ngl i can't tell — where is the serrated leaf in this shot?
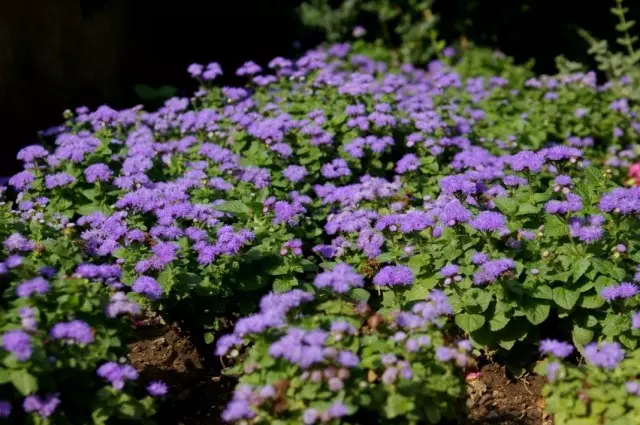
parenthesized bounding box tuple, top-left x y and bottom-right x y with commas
(493, 197, 518, 216)
(523, 301, 550, 325)
(572, 325, 594, 348)
(517, 203, 540, 215)
(544, 215, 567, 237)
(455, 313, 486, 333)
(553, 287, 580, 310)
(531, 284, 553, 300)
(489, 313, 510, 331)
(273, 277, 297, 293)
(572, 258, 591, 282)
(212, 201, 251, 215)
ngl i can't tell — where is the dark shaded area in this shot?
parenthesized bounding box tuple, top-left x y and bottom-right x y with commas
(435, 0, 640, 73)
(1, 0, 640, 176)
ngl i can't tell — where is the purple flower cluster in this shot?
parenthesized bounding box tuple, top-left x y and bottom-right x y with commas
(568, 215, 605, 243)
(314, 264, 364, 293)
(583, 342, 625, 369)
(49, 320, 94, 344)
(373, 265, 414, 286)
(473, 258, 516, 285)
(600, 282, 639, 301)
(97, 362, 139, 389)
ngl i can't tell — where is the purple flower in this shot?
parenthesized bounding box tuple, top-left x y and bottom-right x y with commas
(440, 264, 459, 278)
(472, 252, 488, 265)
(131, 276, 163, 300)
(50, 320, 94, 344)
(539, 339, 574, 358)
(45, 172, 75, 189)
(9, 170, 35, 190)
(395, 154, 420, 174)
(584, 342, 625, 369)
(272, 201, 306, 226)
(203, 62, 223, 80)
(97, 362, 139, 389)
(2, 330, 32, 361)
(147, 381, 168, 396)
(16, 277, 50, 298)
(632, 312, 640, 329)
(470, 211, 507, 232)
(23, 394, 60, 418)
(0, 401, 10, 418)
(313, 264, 364, 293)
(303, 408, 319, 424)
(236, 61, 262, 76)
(322, 159, 351, 179)
(84, 163, 113, 183)
(106, 292, 140, 318)
(473, 258, 515, 285)
(600, 282, 639, 301)
(568, 215, 604, 244)
(440, 175, 477, 195)
(17, 145, 49, 162)
(283, 165, 308, 183)
(4, 233, 35, 252)
(373, 265, 414, 286)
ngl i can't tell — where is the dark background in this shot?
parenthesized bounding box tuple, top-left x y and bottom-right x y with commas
(1, 0, 638, 175)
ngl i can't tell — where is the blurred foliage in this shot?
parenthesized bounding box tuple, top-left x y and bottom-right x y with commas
(299, 0, 443, 65)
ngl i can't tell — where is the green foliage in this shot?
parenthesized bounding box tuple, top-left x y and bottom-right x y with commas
(299, 0, 442, 64)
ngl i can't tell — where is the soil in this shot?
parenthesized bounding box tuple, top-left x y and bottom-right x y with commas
(128, 325, 553, 425)
(128, 324, 232, 425)
(467, 364, 552, 425)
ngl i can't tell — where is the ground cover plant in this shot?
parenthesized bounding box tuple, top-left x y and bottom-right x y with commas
(3, 1, 640, 423)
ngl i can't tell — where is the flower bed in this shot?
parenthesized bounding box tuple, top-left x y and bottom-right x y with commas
(1, 39, 640, 424)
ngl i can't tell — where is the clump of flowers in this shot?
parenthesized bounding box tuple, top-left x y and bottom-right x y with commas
(216, 283, 468, 424)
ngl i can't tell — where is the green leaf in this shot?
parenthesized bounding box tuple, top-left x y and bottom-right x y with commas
(10, 370, 38, 395)
(572, 325, 594, 348)
(523, 301, 551, 325)
(349, 288, 370, 302)
(493, 197, 518, 216)
(517, 203, 540, 215)
(375, 252, 395, 263)
(212, 201, 251, 215)
(489, 313, 510, 331)
(273, 277, 297, 293)
(530, 284, 553, 300)
(572, 258, 591, 282)
(384, 393, 415, 418)
(553, 287, 580, 310)
(544, 215, 567, 237)
(455, 313, 486, 333)
(578, 293, 605, 309)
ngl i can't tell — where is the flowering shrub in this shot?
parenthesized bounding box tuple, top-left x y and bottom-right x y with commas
(538, 339, 640, 424)
(0, 206, 158, 423)
(215, 272, 469, 425)
(4, 15, 640, 422)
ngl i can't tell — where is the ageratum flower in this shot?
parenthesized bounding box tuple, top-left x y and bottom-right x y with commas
(49, 320, 94, 344)
(469, 211, 507, 232)
(147, 381, 168, 397)
(583, 342, 625, 369)
(23, 394, 60, 418)
(131, 276, 163, 300)
(373, 265, 414, 286)
(1, 330, 32, 361)
(314, 264, 364, 293)
(16, 277, 50, 298)
(97, 362, 139, 389)
(539, 339, 574, 358)
(473, 258, 516, 285)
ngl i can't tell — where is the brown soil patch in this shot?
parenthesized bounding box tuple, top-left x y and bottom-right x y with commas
(467, 364, 552, 425)
(128, 324, 234, 425)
